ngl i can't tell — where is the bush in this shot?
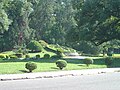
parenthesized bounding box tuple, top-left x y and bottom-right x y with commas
(56, 49, 64, 58)
(43, 54, 50, 59)
(83, 58, 94, 67)
(25, 54, 30, 58)
(6, 55, 9, 59)
(15, 53, 23, 58)
(104, 57, 113, 67)
(56, 60, 67, 70)
(0, 55, 5, 58)
(25, 62, 37, 72)
(36, 54, 40, 59)
(27, 40, 43, 52)
(9, 55, 18, 59)
(39, 40, 48, 47)
(107, 51, 113, 56)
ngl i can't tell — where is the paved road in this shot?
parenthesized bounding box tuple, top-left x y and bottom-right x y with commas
(0, 73, 120, 90)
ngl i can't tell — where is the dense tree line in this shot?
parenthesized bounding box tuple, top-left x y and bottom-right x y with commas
(0, 0, 120, 54)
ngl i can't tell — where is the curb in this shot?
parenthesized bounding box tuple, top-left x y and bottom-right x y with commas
(0, 68, 120, 81)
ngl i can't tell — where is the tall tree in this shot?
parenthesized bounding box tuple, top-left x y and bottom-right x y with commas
(29, 0, 76, 45)
(72, 0, 120, 45)
(0, 0, 12, 51)
(1, 0, 34, 51)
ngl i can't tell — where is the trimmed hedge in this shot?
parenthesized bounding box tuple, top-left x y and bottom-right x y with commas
(104, 57, 113, 67)
(56, 60, 67, 70)
(0, 55, 5, 58)
(83, 58, 94, 67)
(25, 62, 37, 72)
(27, 40, 43, 52)
(43, 54, 50, 59)
(25, 54, 30, 58)
(36, 54, 40, 59)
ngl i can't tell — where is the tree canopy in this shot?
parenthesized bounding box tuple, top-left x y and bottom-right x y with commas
(0, 0, 119, 53)
(72, 0, 120, 45)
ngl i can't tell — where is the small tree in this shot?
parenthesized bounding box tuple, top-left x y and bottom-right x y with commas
(56, 60, 67, 70)
(25, 62, 37, 72)
(83, 58, 94, 67)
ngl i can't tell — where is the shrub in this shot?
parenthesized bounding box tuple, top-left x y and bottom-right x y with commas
(0, 55, 5, 58)
(6, 55, 9, 59)
(36, 54, 40, 59)
(83, 58, 94, 67)
(44, 54, 50, 59)
(25, 62, 37, 72)
(9, 55, 18, 59)
(107, 52, 113, 56)
(56, 60, 67, 70)
(25, 54, 30, 58)
(15, 53, 23, 58)
(39, 40, 48, 47)
(56, 49, 64, 58)
(104, 57, 113, 67)
(27, 40, 43, 52)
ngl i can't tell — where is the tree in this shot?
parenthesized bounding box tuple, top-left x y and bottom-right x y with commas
(0, 0, 12, 33)
(72, 0, 120, 45)
(29, 0, 76, 45)
(0, 0, 34, 51)
(0, 0, 12, 51)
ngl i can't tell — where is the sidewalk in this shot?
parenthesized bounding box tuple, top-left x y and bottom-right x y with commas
(0, 68, 120, 81)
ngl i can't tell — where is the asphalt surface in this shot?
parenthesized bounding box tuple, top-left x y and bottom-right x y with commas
(0, 72, 120, 90)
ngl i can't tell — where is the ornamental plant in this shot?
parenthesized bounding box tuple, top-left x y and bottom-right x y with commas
(43, 54, 50, 59)
(83, 58, 94, 67)
(25, 62, 37, 72)
(27, 40, 43, 52)
(56, 60, 67, 70)
(104, 57, 113, 67)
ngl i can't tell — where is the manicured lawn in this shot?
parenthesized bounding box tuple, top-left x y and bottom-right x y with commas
(0, 58, 107, 74)
(0, 54, 120, 74)
(113, 54, 120, 58)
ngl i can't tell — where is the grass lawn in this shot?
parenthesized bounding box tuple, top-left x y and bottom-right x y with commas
(0, 54, 120, 74)
(0, 58, 107, 74)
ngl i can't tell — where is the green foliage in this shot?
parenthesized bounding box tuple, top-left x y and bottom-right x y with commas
(56, 60, 67, 70)
(73, 0, 120, 45)
(104, 57, 113, 67)
(107, 51, 113, 56)
(39, 40, 48, 47)
(25, 54, 30, 58)
(0, 1, 12, 33)
(36, 54, 40, 59)
(83, 58, 94, 67)
(51, 55, 61, 59)
(73, 41, 101, 55)
(15, 53, 23, 58)
(25, 62, 37, 72)
(27, 40, 43, 52)
(9, 55, 18, 59)
(56, 49, 64, 58)
(43, 54, 50, 59)
(0, 55, 5, 58)
(6, 55, 9, 59)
